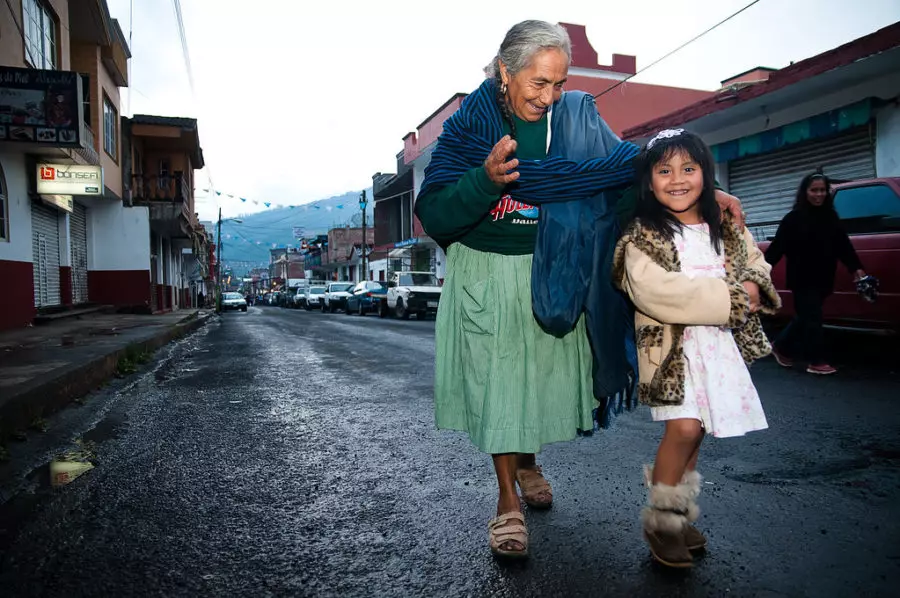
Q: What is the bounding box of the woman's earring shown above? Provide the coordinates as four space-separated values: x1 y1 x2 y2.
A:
500 82 508 95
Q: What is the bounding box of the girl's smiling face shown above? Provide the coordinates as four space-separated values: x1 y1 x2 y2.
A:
650 149 705 224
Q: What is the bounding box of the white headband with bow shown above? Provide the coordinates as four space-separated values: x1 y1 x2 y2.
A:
647 128 685 149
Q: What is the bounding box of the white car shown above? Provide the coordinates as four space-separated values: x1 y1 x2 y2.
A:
221 292 247 312
323 282 354 312
304 286 326 311
383 271 442 319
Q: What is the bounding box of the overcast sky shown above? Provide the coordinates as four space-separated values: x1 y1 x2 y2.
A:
105 0 900 220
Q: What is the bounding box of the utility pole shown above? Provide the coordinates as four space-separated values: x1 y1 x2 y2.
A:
216 206 222 313
360 190 368 282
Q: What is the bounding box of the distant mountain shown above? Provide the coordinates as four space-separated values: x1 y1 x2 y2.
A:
215 189 374 272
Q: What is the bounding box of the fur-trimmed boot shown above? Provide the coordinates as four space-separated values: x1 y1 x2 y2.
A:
641 466 696 568
680 470 707 551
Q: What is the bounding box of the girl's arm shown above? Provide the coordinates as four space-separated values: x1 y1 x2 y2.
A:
739 227 782 314
620 243 750 328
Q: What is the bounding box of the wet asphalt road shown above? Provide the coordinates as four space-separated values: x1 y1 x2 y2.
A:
0 306 898 597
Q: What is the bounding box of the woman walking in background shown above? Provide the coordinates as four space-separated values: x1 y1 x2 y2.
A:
765 173 867 375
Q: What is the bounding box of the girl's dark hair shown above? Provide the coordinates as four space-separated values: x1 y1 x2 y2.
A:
633 130 723 253
793 172 835 212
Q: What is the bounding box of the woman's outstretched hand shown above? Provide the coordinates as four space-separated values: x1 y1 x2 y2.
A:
483 135 520 186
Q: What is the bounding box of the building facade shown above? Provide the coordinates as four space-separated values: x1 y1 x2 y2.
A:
0 0 136 330
123 114 208 312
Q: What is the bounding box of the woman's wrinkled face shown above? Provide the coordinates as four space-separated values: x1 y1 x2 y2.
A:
500 48 568 122
806 178 828 207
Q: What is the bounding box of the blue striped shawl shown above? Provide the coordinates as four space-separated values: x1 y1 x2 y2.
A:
419 78 639 203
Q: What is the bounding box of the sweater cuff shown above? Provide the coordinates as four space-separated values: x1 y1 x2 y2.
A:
473 166 506 196
740 268 781 314
727 281 750 329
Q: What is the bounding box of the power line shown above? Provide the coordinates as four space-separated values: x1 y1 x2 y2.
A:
171 0 195 100
593 0 764 99
169 0 218 209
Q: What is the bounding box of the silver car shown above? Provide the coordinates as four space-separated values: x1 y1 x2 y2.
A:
221 292 248 312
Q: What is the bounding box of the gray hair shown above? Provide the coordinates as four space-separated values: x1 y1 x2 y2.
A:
485 20 572 80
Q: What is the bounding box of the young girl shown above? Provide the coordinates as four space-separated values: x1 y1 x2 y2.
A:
612 129 781 568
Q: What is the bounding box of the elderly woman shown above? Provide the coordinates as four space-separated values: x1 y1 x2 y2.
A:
415 20 742 559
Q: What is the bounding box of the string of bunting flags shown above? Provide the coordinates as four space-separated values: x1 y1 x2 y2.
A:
207 188 363 251
201 189 351 212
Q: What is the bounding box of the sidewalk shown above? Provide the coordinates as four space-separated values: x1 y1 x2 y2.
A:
0 309 213 442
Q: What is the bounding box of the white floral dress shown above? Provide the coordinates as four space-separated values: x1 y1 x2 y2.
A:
650 224 769 438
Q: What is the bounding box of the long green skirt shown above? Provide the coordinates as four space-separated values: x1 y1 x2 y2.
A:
434 243 597 454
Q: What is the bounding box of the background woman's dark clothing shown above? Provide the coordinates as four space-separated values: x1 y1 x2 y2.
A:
772 288 828 364
764 208 862 293
765 206 862 364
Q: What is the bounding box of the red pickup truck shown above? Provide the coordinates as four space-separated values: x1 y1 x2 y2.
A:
756 177 900 334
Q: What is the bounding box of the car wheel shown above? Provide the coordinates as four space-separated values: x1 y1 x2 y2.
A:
395 299 409 320
358 302 366 316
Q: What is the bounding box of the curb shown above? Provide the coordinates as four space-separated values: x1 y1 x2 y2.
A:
0 312 213 443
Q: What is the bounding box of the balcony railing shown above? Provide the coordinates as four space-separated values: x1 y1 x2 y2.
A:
132 173 189 202
83 122 96 152
70 122 100 165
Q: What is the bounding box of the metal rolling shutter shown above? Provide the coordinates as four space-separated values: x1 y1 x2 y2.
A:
729 128 875 241
32 202 61 307
71 202 89 304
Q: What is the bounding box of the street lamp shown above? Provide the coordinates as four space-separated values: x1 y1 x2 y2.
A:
215 207 243 313
359 190 368 282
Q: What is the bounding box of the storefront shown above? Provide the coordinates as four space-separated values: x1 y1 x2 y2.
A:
31 197 65 308
724 117 876 241
71 201 90 304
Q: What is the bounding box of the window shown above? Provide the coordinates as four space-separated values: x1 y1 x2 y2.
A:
399 273 438 286
81 75 91 128
23 0 56 69
103 96 118 160
0 162 7 241
834 184 900 233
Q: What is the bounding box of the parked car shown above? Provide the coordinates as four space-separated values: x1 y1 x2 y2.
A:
382 271 442 319
305 286 326 311
323 282 354 313
293 288 307 309
757 177 900 334
345 281 388 316
221 292 248 312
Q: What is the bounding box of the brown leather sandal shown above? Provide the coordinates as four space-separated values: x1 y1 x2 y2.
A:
516 466 553 509
488 511 528 558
